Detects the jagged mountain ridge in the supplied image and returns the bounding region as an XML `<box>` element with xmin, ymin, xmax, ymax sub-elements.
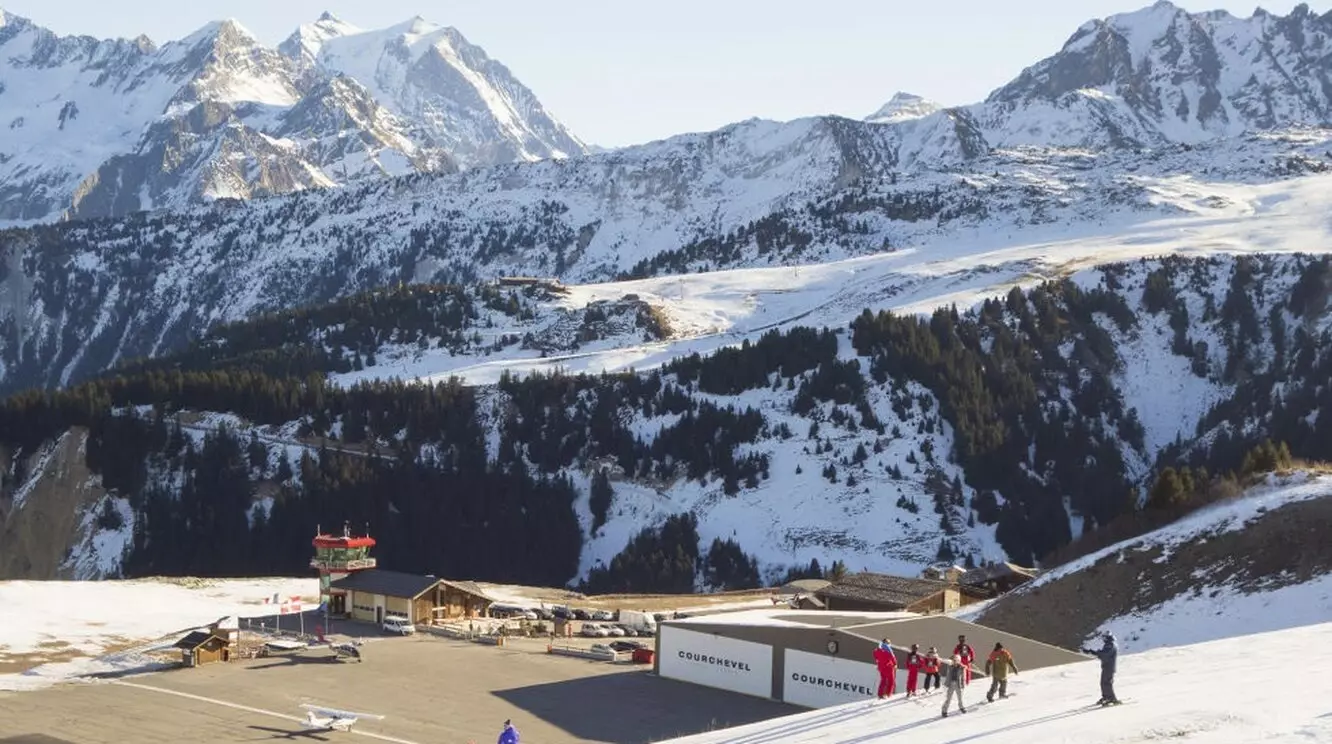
<box><xmin>865</xmin><ymin>2</ymin><xmax>1332</xmax><ymax>151</ymax></box>
<box><xmin>0</xmin><ymin>8</ymin><xmax>584</xmax><ymax>223</ymax></box>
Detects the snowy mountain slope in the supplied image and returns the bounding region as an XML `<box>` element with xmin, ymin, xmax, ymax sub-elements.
<box><xmin>976</xmin><ymin>472</ymin><xmax>1332</xmax><ymax>652</ymax></box>
<box><xmin>230</xmin><ymin>154</ymin><xmax>1332</xmax><ymax>393</ymax></box>
<box><xmin>0</xmin><ymin>9</ymin><xmax>582</xmax><ymax>223</ymax></box>
<box><xmin>970</xmin><ymin>1</ymin><xmax>1332</xmax><ymax>149</ymax></box>
<box><xmin>666</xmin><ymin>621</ymin><xmax>1332</xmax><ymax>743</ymax></box>
<box><xmin>5</xmin><ymin>116</ymin><xmax>1331</xmax><ymax>397</ymax></box>
<box><xmin>14</xmin><ymin>247</ymin><xmax>1332</xmax><ymax>590</ymax></box>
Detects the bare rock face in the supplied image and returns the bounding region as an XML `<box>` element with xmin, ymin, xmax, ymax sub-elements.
<box><xmin>0</xmin><ymin>429</ymin><xmax>110</xmax><ymax>580</ymax></box>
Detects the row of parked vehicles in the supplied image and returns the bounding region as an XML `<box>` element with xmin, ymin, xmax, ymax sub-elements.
<box><xmin>580</xmin><ymin>622</ymin><xmax>655</xmax><ymax>638</ymax></box>
<box><xmin>489</xmin><ymin>603</ymin><xmax>670</xmax><ymax>628</ymax></box>
<box><xmin>489</xmin><ymin>604</ymin><xmax>617</xmax><ymax>622</ymax></box>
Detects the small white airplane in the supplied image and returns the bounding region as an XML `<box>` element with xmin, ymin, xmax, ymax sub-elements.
<box><xmin>299</xmin><ymin>703</ymin><xmax>385</xmax><ymax>732</ymax></box>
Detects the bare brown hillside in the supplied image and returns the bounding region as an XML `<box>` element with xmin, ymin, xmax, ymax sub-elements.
<box><xmin>976</xmin><ymin>484</ymin><xmax>1332</xmax><ymax>650</ymax></box>
<box><xmin>0</xmin><ymin>428</ymin><xmax>107</xmax><ymax>579</ymax></box>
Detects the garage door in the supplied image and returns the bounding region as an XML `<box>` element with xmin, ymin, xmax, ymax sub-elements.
<box><xmin>658</xmin><ymin>626</ymin><xmax>773</xmax><ymax>698</ymax></box>
<box><xmin>782</xmin><ymin>648</ymin><xmax>884</xmax><ymax>708</ymax></box>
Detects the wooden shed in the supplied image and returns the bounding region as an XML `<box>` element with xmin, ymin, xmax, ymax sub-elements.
<box><xmin>175</xmin><ymin>631</ymin><xmax>231</xmax><ymax>667</ymax></box>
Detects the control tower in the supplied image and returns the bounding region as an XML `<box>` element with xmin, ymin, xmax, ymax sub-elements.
<box><xmin>311</xmin><ymin>522</ymin><xmax>376</xmax><ymax>616</ymax></box>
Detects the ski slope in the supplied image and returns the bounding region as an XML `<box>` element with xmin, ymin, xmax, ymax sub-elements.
<box><xmin>665</xmin><ymin>620</ymin><xmax>1332</xmax><ymax>744</ymax></box>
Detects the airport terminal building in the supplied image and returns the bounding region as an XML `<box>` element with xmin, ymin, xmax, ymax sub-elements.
<box><xmin>654</xmin><ymin>610</ymin><xmax>1085</xmax><ymax>708</ymax></box>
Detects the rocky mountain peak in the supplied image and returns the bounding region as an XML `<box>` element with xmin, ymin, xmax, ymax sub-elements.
<box><xmin>865</xmin><ymin>92</ymin><xmax>943</xmax><ymax>124</ymax></box>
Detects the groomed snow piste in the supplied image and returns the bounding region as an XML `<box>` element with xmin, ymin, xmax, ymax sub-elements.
<box><xmin>665</xmin><ymin>620</ymin><xmax>1332</xmax><ymax>744</ymax></box>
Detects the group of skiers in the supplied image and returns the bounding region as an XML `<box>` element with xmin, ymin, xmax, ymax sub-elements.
<box><xmin>872</xmin><ymin>631</ymin><xmax>1120</xmax><ymax>718</ymax></box>
<box><xmin>493</xmin><ymin>632</ymin><xmax>1122</xmax><ymax>739</ymax></box>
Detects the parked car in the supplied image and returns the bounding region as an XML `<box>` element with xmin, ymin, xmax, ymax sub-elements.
<box><xmin>580</xmin><ymin>623</ymin><xmax>609</xmax><ymax>638</ymax></box>
<box><xmin>534</xmin><ymin>608</ymin><xmax>554</xmax><ymax>621</ymax></box>
<box><xmin>605</xmin><ymin>625</ymin><xmax>626</xmax><ymax>637</ymax></box>
<box><xmin>572</xmin><ymin>608</ymin><xmax>591</xmax><ymax>620</ymax></box>
<box><xmin>591</xmin><ymin>610</ymin><xmax>614</xmax><ymax>621</ymax></box>
<box><xmin>552</xmin><ymin>606</ymin><xmax>572</xmax><ymax>620</ymax></box>
<box><xmin>609</xmin><ymin>640</ymin><xmax>646</xmax><ymax>653</ymax></box>
<box><xmin>652</xmin><ymin>613</ymin><xmax>669</xmax><ymax>622</ymax></box>
<box><xmin>382</xmin><ymin>615</ymin><xmax>415</xmax><ymax>635</ymax></box>
<box><xmin>590</xmin><ymin>643</ymin><xmax>616</xmax><ymax>655</ymax></box>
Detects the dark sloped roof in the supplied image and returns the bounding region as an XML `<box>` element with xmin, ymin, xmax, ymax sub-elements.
<box><xmin>815</xmin><ymin>572</ymin><xmax>955</xmax><ymax>608</ymax></box>
<box><xmin>960</xmin><ymin>563</ymin><xmax>1039</xmax><ymax>586</ymax></box>
<box><xmin>330</xmin><ymin>569</ymin><xmax>440</xmax><ymax>599</ymax></box>
<box><xmin>174</xmin><ymin>631</ymin><xmax>219</xmax><ymax>649</ymax></box>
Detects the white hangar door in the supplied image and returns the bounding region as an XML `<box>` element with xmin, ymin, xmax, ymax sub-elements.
<box><xmin>658</xmin><ymin>626</ymin><xmax>773</xmax><ymax>699</ymax></box>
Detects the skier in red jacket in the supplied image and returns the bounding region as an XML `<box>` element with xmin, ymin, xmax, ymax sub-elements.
<box><xmin>904</xmin><ymin>643</ymin><xmax>924</xmax><ymax>697</ymax></box>
<box><xmin>872</xmin><ymin>639</ymin><xmax>897</xmax><ymax>698</ymax></box>
<box><xmin>953</xmin><ymin>634</ymin><xmax>975</xmax><ymax>685</ymax></box>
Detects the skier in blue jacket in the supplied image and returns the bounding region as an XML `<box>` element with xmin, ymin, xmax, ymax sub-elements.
<box><xmin>1081</xmin><ymin>631</ymin><xmax>1120</xmax><ymax>706</ymax></box>
<box><xmin>498</xmin><ymin>719</ymin><xmax>520</xmax><ymax>744</ymax></box>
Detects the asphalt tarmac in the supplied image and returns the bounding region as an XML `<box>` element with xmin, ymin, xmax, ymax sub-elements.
<box><xmin>0</xmin><ymin>635</ymin><xmax>797</xmax><ymax>744</ymax></box>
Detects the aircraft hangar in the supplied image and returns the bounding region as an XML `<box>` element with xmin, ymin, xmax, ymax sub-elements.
<box><xmin>653</xmin><ymin>609</ymin><xmax>1086</xmax><ymax>708</ymax></box>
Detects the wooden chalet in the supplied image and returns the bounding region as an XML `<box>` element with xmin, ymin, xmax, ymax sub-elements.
<box><xmin>330</xmin><ymin>569</ymin><xmax>494</xmax><ymax>625</ymax></box>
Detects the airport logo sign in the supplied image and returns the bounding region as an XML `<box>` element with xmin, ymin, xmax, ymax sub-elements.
<box><xmin>783</xmin><ymin>649</ymin><xmax>883</xmax><ymax>708</ymax></box>
<box><xmin>659</xmin><ymin>627</ymin><xmax>772</xmax><ymax>698</ymax></box>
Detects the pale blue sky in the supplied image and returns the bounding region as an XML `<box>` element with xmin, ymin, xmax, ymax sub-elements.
<box><xmin>1</xmin><ymin>0</ymin><xmax>1309</xmax><ymax>146</ymax></box>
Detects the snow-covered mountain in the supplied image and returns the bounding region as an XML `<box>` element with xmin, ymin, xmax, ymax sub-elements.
<box><xmin>0</xmin><ymin>9</ymin><xmax>584</xmax><ymax>223</ymax></box>
<box><xmin>293</xmin><ymin>15</ymin><xmax>586</xmax><ymax>167</ymax></box>
<box><xmin>973</xmin><ymin>0</ymin><xmax>1332</xmax><ymax>148</ymax></box>
<box><xmin>10</xmin><ymin>2</ymin><xmax>1332</xmax><ymax>591</ymax></box>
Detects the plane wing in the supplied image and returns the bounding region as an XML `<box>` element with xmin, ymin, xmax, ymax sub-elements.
<box><xmin>300</xmin><ymin>703</ymin><xmax>386</xmax><ymax>721</ymax></box>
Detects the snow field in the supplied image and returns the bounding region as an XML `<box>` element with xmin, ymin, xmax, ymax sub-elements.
<box><xmin>0</xmin><ymin>577</ymin><xmax>317</xmax><ymax>691</ymax></box>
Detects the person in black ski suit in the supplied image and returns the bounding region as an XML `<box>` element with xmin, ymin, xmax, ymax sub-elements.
<box><xmin>1080</xmin><ymin>631</ymin><xmax>1120</xmax><ymax>706</ymax></box>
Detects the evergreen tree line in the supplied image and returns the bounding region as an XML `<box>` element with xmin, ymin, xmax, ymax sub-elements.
<box><xmin>581</xmin><ymin>514</ymin><xmax>763</xmax><ymax>593</ymax></box>
<box><xmin>112</xmin><ymin>283</ymin><xmax>539</xmax><ymax>381</ymax></box>
<box><xmin>3</xmin><ymin>253</ymin><xmax>1330</xmax><ymax>582</ymax></box>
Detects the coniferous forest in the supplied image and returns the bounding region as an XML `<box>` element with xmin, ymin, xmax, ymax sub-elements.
<box><xmin>2</xmin><ymin>253</ymin><xmax>1330</xmax><ymax>589</ymax></box>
